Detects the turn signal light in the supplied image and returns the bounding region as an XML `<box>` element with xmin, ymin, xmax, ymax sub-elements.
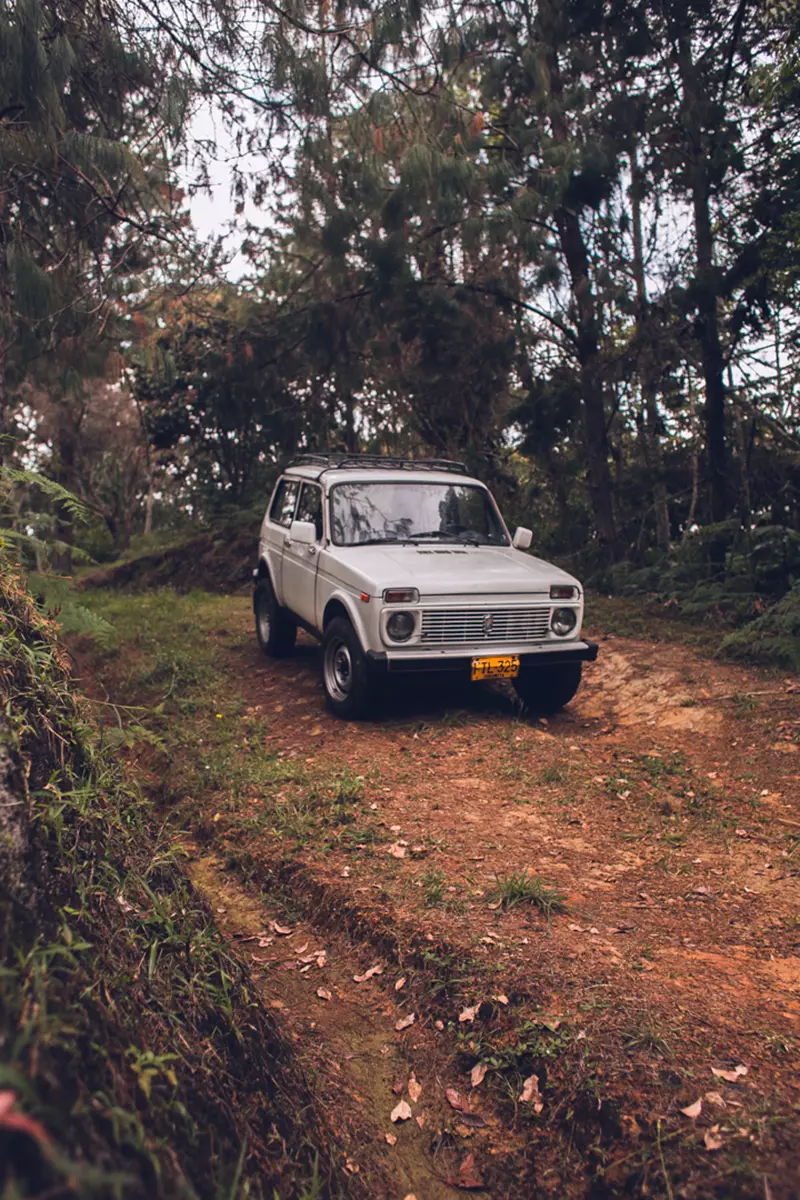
<box><xmin>383</xmin><ymin>588</ymin><xmax>419</xmax><ymax>603</ymax></box>
<box><xmin>550</xmin><ymin>585</ymin><xmax>577</xmax><ymax>600</ymax></box>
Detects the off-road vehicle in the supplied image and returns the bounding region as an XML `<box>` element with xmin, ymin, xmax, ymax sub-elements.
<box><xmin>253</xmin><ymin>455</ymin><xmax>597</xmax><ymax>718</ymax></box>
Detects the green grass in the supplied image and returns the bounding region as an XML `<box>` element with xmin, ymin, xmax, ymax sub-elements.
<box><xmin>490</xmin><ymin>869</ymin><xmax>566</xmax><ymax>917</ymax></box>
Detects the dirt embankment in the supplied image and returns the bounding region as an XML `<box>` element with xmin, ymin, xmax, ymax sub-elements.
<box><xmin>80</xmin><ymin>525</ymin><xmax>256</xmax><ymax>594</ymax></box>
<box><xmin>0</xmin><ymin>572</ymin><xmax>342</xmax><ymax>1200</ymax></box>
<box><xmin>76</xmin><ymin>586</ymin><xmax>800</xmax><ymax>1200</ymax></box>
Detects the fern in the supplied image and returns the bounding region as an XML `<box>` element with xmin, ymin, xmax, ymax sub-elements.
<box><xmin>1</xmin><ymin>466</ymin><xmax>91</xmax><ymax>523</ymax></box>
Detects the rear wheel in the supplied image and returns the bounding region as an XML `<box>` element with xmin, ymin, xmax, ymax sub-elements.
<box><xmin>321</xmin><ymin>617</ymin><xmax>372</xmax><ymax>719</ymax></box>
<box><xmin>513</xmin><ymin>662</ymin><xmax>582</xmax><ymax>714</ymax></box>
<box><xmin>254</xmin><ymin>578</ymin><xmax>297</xmax><ymax>658</ymax></box>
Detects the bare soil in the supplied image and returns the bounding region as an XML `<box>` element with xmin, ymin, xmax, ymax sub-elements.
<box><xmin>82</xmin><ymin>603</ymin><xmax>800</xmax><ymax>1199</ymax></box>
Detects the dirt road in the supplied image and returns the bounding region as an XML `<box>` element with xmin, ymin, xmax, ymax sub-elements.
<box><xmin>85</xmin><ymin>593</ymin><xmax>800</xmax><ymax>1198</ymax></box>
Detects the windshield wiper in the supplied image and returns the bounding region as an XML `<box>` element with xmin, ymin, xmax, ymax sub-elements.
<box><xmin>350</xmin><ymin>535</ymin><xmax>417</xmax><ymax>546</ymax></box>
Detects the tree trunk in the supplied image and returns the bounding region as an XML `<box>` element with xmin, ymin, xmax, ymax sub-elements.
<box><xmin>536</xmin><ymin>4</ymin><xmax>617</xmax><ymax>556</ymax></box>
<box><xmin>630</xmin><ymin>144</ymin><xmax>670</xmax><ymax>551</ymax></box>
<box><xmin>554</xmin><ymin>205</ymin><xmax>618</xmax><ymax>555</ymax></box>
<box><xmin>675</xmin><ymin>33</ymin><xmax>728</xmax><ymax>530</ymax></box>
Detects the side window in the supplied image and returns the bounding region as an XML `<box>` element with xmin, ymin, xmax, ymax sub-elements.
<box><xmin>296</xmin><ymin>483</ymin><xmax>323</xmax><ymax>540</ymax></box>
<box><xmin>269</xmin><ymin>478</ymin><xmax>299</xmax><ymax>527</ymax></box>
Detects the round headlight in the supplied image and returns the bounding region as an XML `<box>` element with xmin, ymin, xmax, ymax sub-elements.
<box><xmin>551</xmin><ymin>607</ymin><xmax>577</xmax><ymax>637</ymax></box>
<box><xmin>386</xmin><ymin>611</ymin><xmax>415</xmax><ymax>642</ymax></box>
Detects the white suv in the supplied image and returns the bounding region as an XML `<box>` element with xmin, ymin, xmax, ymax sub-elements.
<box><xmin>253</xmin><ymin>455</ymin><xmax>597</xmax><ymax>718</ymax></box>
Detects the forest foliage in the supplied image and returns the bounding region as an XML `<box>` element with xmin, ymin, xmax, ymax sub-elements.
<box><xmin>1</xmin><ymin>0</ymin><xmax>799</xmax><ymax>653</ymax></box>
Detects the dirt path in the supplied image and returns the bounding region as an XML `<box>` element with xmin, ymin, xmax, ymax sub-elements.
<box><xmin>82</xmin><ymin>596</ymin><xmax>800</xmax><ymax>1198</ymax></box>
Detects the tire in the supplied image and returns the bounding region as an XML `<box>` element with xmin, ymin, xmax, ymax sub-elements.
<box><xmin>321</xmin><ymin>616</ymin><xmax>372</xmax><ymax>719</ymax></box>
<box><xmin>513</xmin><ymin>662</ymin><xmax>582</xmax><ymax>715</ymax></box>
<box><xmin>254</xmin><ymin>578</ymin><xmax>297</xmax><ymax>658</ymax></box>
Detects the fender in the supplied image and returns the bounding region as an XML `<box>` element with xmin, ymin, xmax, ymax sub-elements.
<box><xmin>321</xmin><ymin>589</ymin><xmax>373</xmax><ymax>652</ymax></box>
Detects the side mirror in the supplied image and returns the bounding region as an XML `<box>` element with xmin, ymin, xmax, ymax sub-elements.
<box><xmin>512</xmin><ymin>526</ymin><xmax>533</xmax><ymax>551</ymax></box>
<box><xmin>289</xmin><ymin>519</ymin><xmax>317</xmax><ymax>545</ymax></box>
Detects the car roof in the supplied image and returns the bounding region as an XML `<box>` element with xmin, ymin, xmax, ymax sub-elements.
<box><xmin>283</xmin><ymin>466</ymin><xmax>485</xmax><ymax>487</ymax></box>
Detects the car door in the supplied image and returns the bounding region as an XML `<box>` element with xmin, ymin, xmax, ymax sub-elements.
<box><xmin>280</xmin><ymin>481</ymin><xmax>323</xmax><ymax>627</ymax></box>
<box><xmin>260</xmin><ymin>477</ymin><xmax>300</xmax><ymax>603</ymax></box>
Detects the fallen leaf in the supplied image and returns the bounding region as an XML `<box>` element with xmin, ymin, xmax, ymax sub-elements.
<box><xmin>388</xmin><ymin>843</ymin><xmax>406</xmax><ymax>859</ymax></box>
<box><xmin>704</xmin><ymin>1091</ymin><xmax>726</xmax><ymax>1108</ymax></box>
<box><xmin>354</xmin><ymin>964</ymin><xmax>384</xmax><ymax>983</ymax></box>
<box><xmin>435</xmin><ymin>1020</ymin><xmax>444</xmax><ymax>1031</ymax></box>
<box><xmin>395</xmin><ymin>1013</ymin><xmax>415</xmax><ymax>1032</ymax></box>
<box><xmin>445</xmin><ymin>1152</ymin><xmax>485</xmax><ymax>1190</ymax></box>
<box><xmin>384</xmin><ymin>1132</ymin><xmax>397</xmax><ymax>1145</ymax></box>
<box><xmin>392</xmin><ymin>1075</ymin><xmax>407</xmax><ymax>1096</ymax></box>
<box><xmin>446</xmin><ymin>1087</ymin><xmax>465</xmax><ymax>1111</ymax></box>
<box><xmin>459</xmin><ymin>1005</ymin><xmax>477</xmax><ymax>1023</ymax></box>
<box><xmin>270</xmin><ymin>921</ymin><xmax>293</xmax><ymax>936</ymax></box>
<box><xmin>316</xmin><ymin>988</ymin><xmax>332</xmax><ymax>1001</ymax></box>
<box><xmin>711</xmin><ymin>1065</ymin><xmax>748</xmax><ymax>1083</ymax></box>
<box><xmin>390</xmin><ymin>1099</ymin><xmax>413</xmax><ymax>1123</ymax></box>
<box><xmin>0</xmin><ymin>1092</ymin><xmax>52</xmax><ymax>1151</ymax></box>
<box><xmin>295</xmin><ymin>942</ymin><xmax>309</xmax><ymax>955</ymax></box>
<box><xmin>492</xmin><ymin>993</ymin><xmax>509</xmax><ymax>1005</ymax></box>
<box><xmin>408</xmin><ymin>1074</ymin><xmax>422</xmax><ymax>1103</ymax></box>
<box><xmin>681</xmin><ymin>1099</ymin><xmax>703</xmax><ymax>1119</ymax></box>
<box><xmin>704</xmin><ymin>1130</ymin><xmax>724</xmax><ymax>1151</ymax></box>
<box><xmin>519</xmin><ymin>1073</ymin><xmax>544</xmax><ymax>1112</ymax></box>
<box><xmin>458</xmin><ymin>1111</ymin><xmax>487</xmax><ymax>1129</ymax></box>
<box><xmin>471</xmin><ymin>1063</ymin><xmax>488</xmax><ymax>1088</ymax></box>
<box><xmin>395</xmin><ymin>976</ymin><xmax>407</xmax><ymax>991</ymax></box>
<box><xmin>415</xmin><ymin>1114</ymin><xmax>426</xmax><ymax>1129</ymax></box>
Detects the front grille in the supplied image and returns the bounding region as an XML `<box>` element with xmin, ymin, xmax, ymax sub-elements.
<box><xmin>420</xmin><ymin>606</ymin><xmax>551</xmax><ymax>645</ymax></box>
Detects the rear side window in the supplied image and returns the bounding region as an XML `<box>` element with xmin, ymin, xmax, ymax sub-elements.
<box><xmin>296</xmin><ymin>483</ymin><xmax>323</xmax><ymax>540</ymax></box>
<box><xmin>269</xmin><ymin>478</ymin><xmax>299</xmax><ymax>527</ymax></box>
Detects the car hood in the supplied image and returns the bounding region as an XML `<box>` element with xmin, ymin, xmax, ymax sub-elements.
<box><xmin>330</xmin><ymin>544</ymin><xmax>579</xmax><ymax>597</ymax></box>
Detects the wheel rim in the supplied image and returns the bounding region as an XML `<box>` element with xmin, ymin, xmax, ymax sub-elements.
<box><xmin>324</xmin><ymin>637</ymin><xmax>352</xmax><ymax>702</ymax></box>
<box><xmin>256</xmin><ymin>592</ymin><xmax>272</xmax><ymax>644</ymax></box>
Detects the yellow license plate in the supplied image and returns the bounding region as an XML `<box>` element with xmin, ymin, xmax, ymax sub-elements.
<box><xmin>471</xmin><ymin>655</ymin><xmax>520</xmax><ymax>681</ymax></box>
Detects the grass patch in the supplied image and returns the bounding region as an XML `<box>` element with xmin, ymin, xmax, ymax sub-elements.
<box><xmin>490</xmin><ymin>870</ymin><xmax>566</xmax><ymax>917</ymax></box>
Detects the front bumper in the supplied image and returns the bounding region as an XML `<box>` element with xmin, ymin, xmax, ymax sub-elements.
<box><xmin>366</xmin><ymin>640</ymin><xmax>599</xmax><ymax>675</ymax></box>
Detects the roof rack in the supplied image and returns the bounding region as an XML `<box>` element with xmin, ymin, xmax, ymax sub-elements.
<box><xmin>285</xmin><ymin>453</ymin><xmax>469</xmax><ymax>476</ymax></box>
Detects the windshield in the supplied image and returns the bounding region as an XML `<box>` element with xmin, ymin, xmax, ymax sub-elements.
<box><xmin>330</xmin><ymin>481</ymin><xmax>509</xmax><ymax>547</ymax></box>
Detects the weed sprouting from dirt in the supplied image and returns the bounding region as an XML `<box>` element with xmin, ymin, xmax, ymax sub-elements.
<box><xmin>490</xmin><ymin>870</ymin><xmax>566</xmax><ymax>917</ymax></box>
<box><xmin>421</xmin><ymin>866</ymin><xmax>447</xmax><ymax>907</ymax></box>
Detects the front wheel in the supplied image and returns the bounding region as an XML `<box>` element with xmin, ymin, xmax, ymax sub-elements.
<box><xmin>321</xmin><ymin>617</ymin><xmax>372</xmax><ymax>719</ymax></box>
<box><xmin>254</xmin><ymin>578</ymin><xmax>297</xmax><ymax>658</ymax></box>
<box><xmin>513</xmin><ymin>662</ymin><xmax>582</xmax><ymax>715</ymax></box>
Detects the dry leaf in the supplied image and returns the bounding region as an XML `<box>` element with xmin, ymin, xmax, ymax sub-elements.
<box><xmin>445</xmin><ymin>1152</ymin><xmax>485</xmax><ymax>1190</ymax></box>
<box><xmin>392</xmin><ymin>1075</ymin><xmax>407</xmax><ymax>1096</ymax></box>
<box><xmin>388</xmin><ymin>843</ymin><xmax>406</xmax><ymax>859</ymax></box>
<box><xmin>711</xmin><ymin>1065</ymin><xmax>747</xmax><ymax>1083</ymax></box>
<box><xmin>704</xmin><ymin>1130</ymin><xmax>724</xmax><ymax>1151</ymax></box>
<box><xmin>415</xmin><ymin>1114</ymin><xmax>426</xmax><ymax>1129</ymax></box>
<box><xmin>704</xmin><ymin>1091</ymin><xmax>726</xmax><ymax>1108</ymax></box>
<box><xmin>446</xmin><ymin>1087</ymin><xmax>465</xmax><ymax>1111</ymax></box>
<box><xmin>681</xmin><ymin>1099</ymin><xmax>703</xmax><ymax>1119</ymax></box>
<box><xmin>390</xmin><ymin>1099</ymin><xmax>413</xmax><ymax>1123</ymax></box>
<box><xmin>471</xmin><ymin>1063</ymin><xmax>488</xmax><ymax>1088</ymax></box>
<box><xmin>493</xmin><ymin>993</ymin><xmax>509</xmax><ymax>1006</ymax></box>
<box><xmin>395</xmin><ymin>976</ymin><xmax>407</xmax><ymax>991</ymax></box>
<box><xmin>520</xmin><ymin>1073</ymin><xmax>544</xmax><ymax>1112</ymax></box>
<box><xmin>316</xmin><ymin>987</ymin><xmax>332</xmax><ymax>1001</ymax></box>
<box><xmin>459</xmin><ymin>1005</ymin><xmax>477</xmax><ymax>1023</ymax></box>
<box><xmin>395</xmin><ymin>1013</ymin><xmax>415</xmax><ymax>1032</ymax></box>
<box><xmin>270</xmin><ymin>921</ymin><xmax>293</xmax><ymax>935</ymax></box>
<box><xmin>384</xmin><ymin>1132</ymin><xmax>397</xmax><ymax>1145</ymax></box>
<box><xmin>408</xmin><ymin>1074</ymin><xmax>422</xmax><ymax>1103</ymax></box>
<box><xmin>354</xmin><ymin>964</ymin><xmax>384</xmax><ymax>983</ymax></box>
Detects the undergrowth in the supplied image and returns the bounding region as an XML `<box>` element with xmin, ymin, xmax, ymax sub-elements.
<box><xmin>0</xmin><ymin>568</ymin><xmax>337</xmax><ymax>1199</ymax></box>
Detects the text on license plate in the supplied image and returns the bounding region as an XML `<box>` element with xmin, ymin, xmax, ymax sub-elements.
<box><xmin>471</xmin><ymin>655</ymin><xmax>520</xmax><ymax>681</ymax></box>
